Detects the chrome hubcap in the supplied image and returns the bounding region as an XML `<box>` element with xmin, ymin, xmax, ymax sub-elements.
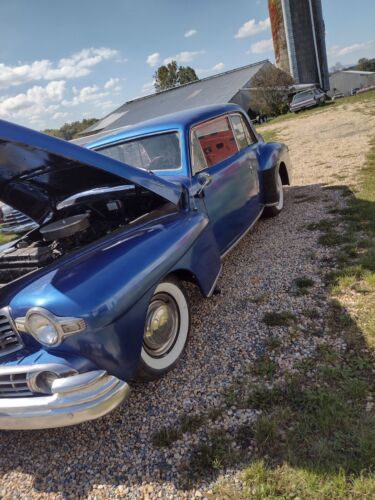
<box><xmin>143</xmin><ymin>293</ymin><xmax>179</xmax><ymax>357</ymax></box>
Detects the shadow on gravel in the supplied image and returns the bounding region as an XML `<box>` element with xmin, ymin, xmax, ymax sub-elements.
<box><xmin>0</xmin><ymin>183</ymin><xmax>374</xmax><ymax>497</ymax></box>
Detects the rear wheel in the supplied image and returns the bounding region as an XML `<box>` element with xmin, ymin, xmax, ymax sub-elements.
<box><xmin>264</xmin><ymin>172</ymin><xmax>284</xmax><ymax>217</ymax></box>
<box><xmin>136</xmin><ymin>276</ymin><xmax>190</xmax><ymax>380</ymax></box>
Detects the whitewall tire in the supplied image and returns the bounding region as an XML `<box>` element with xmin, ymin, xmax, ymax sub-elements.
<box><xmin>136</xmin><ymin>276</ymin><xmax>190</xmax><ymax>380</ymax></box>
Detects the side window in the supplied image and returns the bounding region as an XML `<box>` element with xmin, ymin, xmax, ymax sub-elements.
<box><xmin>191</xmin><ymin>131</ymin><xmax>207</xmax><ymax>173</ymax></box>
<box><xmin>230</xmin><ymin>113</ymin><xmax>257</xmax><ymax>148</ymax></box>
<box><xmin>191</xmin><ymin>116</ymin><xmax>238</xmax><ymax>171</ymax></box>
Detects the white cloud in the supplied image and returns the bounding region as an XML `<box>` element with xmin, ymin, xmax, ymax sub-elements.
<box><xmin>0</xmin><ymin>80</ymin><xmax>66</xmax><ymax>120</ymax></box>
<box><xmin>163</xmin><ymin>50</ymin><xmax>205</xmax><ymax>65</ymax></box>
<box><xmin>142</xmin><ymin>80</ymin><xmax>155</xmax><ymax>94</ymax></box>
<box><xmin>62</xmin><ymin>84</ymin><xmax>109</xmax><ymax>107</ymax></box>
<box><xmin>249</xmin><ymin>38</ymin><xmax>273</xmax><ymax>54</ymax></box>
<box><xmin>235</xmin><ymin>17</ymin><xmax>270</xmax><ymax>38</ymax></box>
<box><xmin>146</xmin><ymin>52</ymin><xmax>161</xmax><ymax>67</ymax></box>
<box><xmin>0</xmin><ymin>47</ymin><xmax>119</xmax><ymax>90</ymax></box>
<box><xmin>212</xmin><ymin>62</ymin><xmax>225</xmax><ymax>72</ymax></box>
<box><xmin>184</xmin><ymin>29</ymin><xmax>197</xmax><ymax>38</ymax></box>
<box><xmin>328</xmin><ymin>40</ymin><xmax>374</xmax><ymax>57</ymax></box>
<box><xmin>197</xmin><ymin>62</ymin><xmax>225</xmax><ymax>77</ymax></box>
<box><xmin>52</xmin><ymin>111</ymin><xmax>68</xmax><ymax>120</ymax></box>
<box><xmin>104</xmin><ymin>77</ymin><xmax>123</xmax><ymax>92</ymax></box>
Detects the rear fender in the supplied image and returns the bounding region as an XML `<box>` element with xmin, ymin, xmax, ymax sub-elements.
<box><xmin>257</xmin><ymin>142</ymin><xmax>291</xmax><ymax>205</ymax></box>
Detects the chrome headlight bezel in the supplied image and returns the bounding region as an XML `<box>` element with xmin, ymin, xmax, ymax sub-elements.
<box><xmin>15</xmin><ymin>307</ymin><xmax>86</xmax><ymax>347</ymax></box>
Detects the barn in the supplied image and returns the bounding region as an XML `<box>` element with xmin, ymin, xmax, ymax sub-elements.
<box><xmin>329</xmin><ymin>70</ymin><xmax>375</xmax><ymax>96</ymax></box>
<box><xmin>79</xmin><ymin>60</ymin><xmax>276</xmax><ymax>140</ymax></box>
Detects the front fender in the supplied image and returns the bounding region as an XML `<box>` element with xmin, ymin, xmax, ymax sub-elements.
<box><xmin>6</xmin><ymin>211</ymin><xmax>211</xmax><ymax>380</ymax></box>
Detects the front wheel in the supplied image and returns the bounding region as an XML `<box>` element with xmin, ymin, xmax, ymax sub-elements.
<box><xmin>136</xmin><ymin>276</ymin><xmax>190</xmax><ymax>381</ymax></box>
<box><xmin>264</xmin><ymin>172</ymin><xmax>284</xmax><ymax>217</ymax></box>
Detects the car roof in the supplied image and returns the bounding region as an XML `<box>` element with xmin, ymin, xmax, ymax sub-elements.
<box><xmin>79</xmin><ymin>103</ymin><xmax>245</xmax><ymax>150</ymax></box>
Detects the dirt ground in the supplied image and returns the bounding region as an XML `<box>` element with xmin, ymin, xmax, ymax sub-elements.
<box><xmin>265</xmin><ymin>100</ymin><xmax>375</xmax><ymax>189</ymax></box>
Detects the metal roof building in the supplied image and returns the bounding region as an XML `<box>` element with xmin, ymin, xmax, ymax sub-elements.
<box><xmin>329</xmin><ymin>70</ymin><xmax>375</xmax><ymax>96</ymax></box>
<box><xmin>81</xmin><ymin>60</ymin><xmax>272</xmax><ymax>137</ymax></box>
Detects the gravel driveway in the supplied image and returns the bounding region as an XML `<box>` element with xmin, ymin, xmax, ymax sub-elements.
<box><xmin>0</xmin><ymin>100</ymin><xmax>374</xmax><ymax>499</ymax></box>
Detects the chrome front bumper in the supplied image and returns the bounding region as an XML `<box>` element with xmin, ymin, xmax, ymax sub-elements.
<box><xmin>0</xmin><ymin>368</ymin><xmax>130</xmax><ymax>430</ymax></box>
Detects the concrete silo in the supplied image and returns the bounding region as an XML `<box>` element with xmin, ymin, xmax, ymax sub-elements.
<box><xmin>269</xmin><ymin>0</ymin><xmax>330</xmax><ymax>90</ymax></box>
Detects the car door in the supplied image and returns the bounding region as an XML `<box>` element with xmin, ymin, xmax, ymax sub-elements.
<box><xmin>190</xmin><ymin>113</ymin><xmax>260</xmax><ymax>254</ymax></box>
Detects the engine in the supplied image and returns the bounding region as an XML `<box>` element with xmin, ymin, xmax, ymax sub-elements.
<box><xmin>0</xmin><ymin>213</ymin><xmax>98</xmax><ymax>284</ymax></box>
<box><xmin>0</xmin><ymin>187</ymin><xmax>169</xmax><ymax>286</ymax></box>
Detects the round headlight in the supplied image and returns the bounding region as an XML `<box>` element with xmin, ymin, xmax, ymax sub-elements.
<box><xmin>26</xmin><ymin>312</ymin><xmax>60</xmax><ymax>346</ymax></box>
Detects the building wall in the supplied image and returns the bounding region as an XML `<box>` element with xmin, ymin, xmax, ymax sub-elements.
<box><xmin>329</xmin><ymin>72</ymin><xmax>375</xmax><ymax>96</ymax></box>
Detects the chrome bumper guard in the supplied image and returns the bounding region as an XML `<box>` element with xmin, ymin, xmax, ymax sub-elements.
<box><xmin>0</xmin><ymin>368</ymin><xmax>130</xmax><ymax>430</ymax></box>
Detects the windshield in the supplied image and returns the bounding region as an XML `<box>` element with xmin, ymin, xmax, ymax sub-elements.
<box><xmin>293</xmin><ymin>91</ymin><xmax>314</xmax><ymax>103</ymax></box>
<box><xmin>97</xmin><ymin>132</ymin><xmax>181</xmax><ymax>171</ymax></box>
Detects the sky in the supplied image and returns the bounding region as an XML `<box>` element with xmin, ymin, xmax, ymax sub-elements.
<box><xmin>0</xmin><ymin>0</ymin><xmax>374</xmax><ymax>130</ymax></box>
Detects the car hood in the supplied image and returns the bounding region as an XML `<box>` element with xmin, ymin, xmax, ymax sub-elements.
<box><xmin>0</xmin><ymin>119</ymin><xmax>182</xmax><ymax>223</ymax></box>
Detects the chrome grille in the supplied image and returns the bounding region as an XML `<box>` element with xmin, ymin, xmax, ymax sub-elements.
<box><xmin>0</xmin><ymin>313</ymin><xmax>23</xmax><ymax>358</ymax></box>
<box><xmin>0</xmin><ymin>372</ymin><xmax>32</xmax><ymax>397</ymax></box>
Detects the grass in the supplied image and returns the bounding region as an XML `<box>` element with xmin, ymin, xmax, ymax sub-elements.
<box><xmin>260</xmin><ymin>128</ymin><xmax>280</xmax><ymax>143</ymax></box>
<box><xmin>252</xmin><ymin>357</ymin><xmax>278</xmax><ymax>378</ymax></box>
<box><xmin>209</xmin><ymin>130</ymin><xmax>375</xmax><ymax>496</ymax></box>
<box><xmin>294</xmin><ymin>276</ymin><xmax>314</xmax><ymax>295</ymax></box>
<box><xmin>257</xmin><ymin>90</ymin><xmax>375</xmax><ymax>129</ymax></box>
<box><xmin>0</xmin><ymin>232</ymin><xmax>18</xmax><ymax>244</ymax></box>
<box><xmin>189</xmin><ymin>431</ymin><xmax>238</xmax><ymax>478</ymax></box>
<box><xmin>263</xmin><ymin>311</ymin><xmax>296</xmax><ymax>327</ymax></box>
<box><xmin>151</xmin><ymin>413</ymin><xmax>206</xmax><ymax>447</ymax></box>
<box><xmin>151</xmin><ymin>426</ymin><xmax>182</xmax><ymax>448</ymax></box>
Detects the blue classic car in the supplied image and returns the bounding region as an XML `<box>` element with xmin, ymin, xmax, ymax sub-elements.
<box><xmin>0</xmin><ymin>104</ymin><xmax>291</xmax><ymax>429</ymax></box>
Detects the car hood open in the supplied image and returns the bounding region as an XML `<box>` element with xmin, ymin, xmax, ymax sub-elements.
<box><xmin>0</xmin><ymin>119</ymin><xmax>182</xmax><ymax>223</ymax></box>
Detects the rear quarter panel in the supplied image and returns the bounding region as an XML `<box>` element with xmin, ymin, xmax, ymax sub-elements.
<box><xmin>256</xmin><ymin>141</ymin><xmax>291</xmax><ymax>205</ymax></box>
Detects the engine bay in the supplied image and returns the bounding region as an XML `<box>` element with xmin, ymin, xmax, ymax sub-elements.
<box><xmin>0</xmin><ymin>185</ymin><xmax>169</xmax><ymax>285</ymax></box>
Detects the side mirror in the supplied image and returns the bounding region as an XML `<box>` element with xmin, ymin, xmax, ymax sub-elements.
<box><xmin>195</xmin><ymin>172</ymin><xmax>212</xmax><ymax>197</ymax></box>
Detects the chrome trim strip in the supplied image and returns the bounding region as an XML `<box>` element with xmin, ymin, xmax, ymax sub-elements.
<box><xmin>0</xmin><ymin>369</ymin><xmax>130</xmax><ymax>430</ymax></box>
<box><xmin>221</xmin><ymin>209</ymin><xmax>263</xmax><ymax>259</ymax></box>
<box><xmin>0</xmin><ymin>363</ymin><xmax>72</xmax><ymax>376</ymax></box>
<box><xmin>57</xmin><ymin>184</ymin><xmax>135</xmax><ymax>210</ymax></box>
<box><xmin>0</xmin><ymin>307</ymin><xmax>24</xmax><ymax>358</ymax></box>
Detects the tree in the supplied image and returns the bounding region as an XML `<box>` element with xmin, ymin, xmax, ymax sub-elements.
<box><xmin>250</xmin><ymin>66</ymin><xmax>294</xmax><ymax>116</ymax></box>
<box><xmin>43</xmin><ymin>118</ymin><xmax>99</xmax><ymax>140</ymax></box>
<box><xmin>154</xmin><ymin>60</ymin><xmax>198</xmax><ymax>92</ymax></box>
<box><xmin>355</xmin><ymin>58</ymin><xmax>375</xmax><ymax>72</ymax></box>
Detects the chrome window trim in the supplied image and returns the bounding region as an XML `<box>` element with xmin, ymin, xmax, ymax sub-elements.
<box><xmin>190</xmin><ymin>114</ymin><xmax>240</xmax><ymax>174</ymax></box>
